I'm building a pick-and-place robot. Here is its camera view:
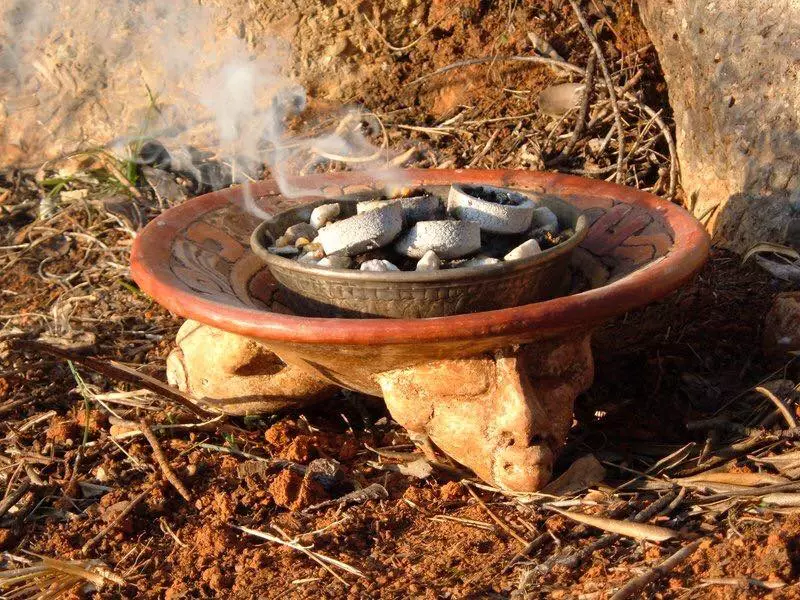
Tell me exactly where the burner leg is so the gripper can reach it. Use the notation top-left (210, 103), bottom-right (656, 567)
top-left (166, 320), bottom-right (339, 416)
top-left (376, 334), bottom-right (594, 492)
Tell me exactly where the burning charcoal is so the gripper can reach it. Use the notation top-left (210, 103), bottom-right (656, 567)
top-left (505, 239), bottom-right (542, 261)
top-left (268, 246), bottom-right (299, 257)
top-left (317, 256), bottom-right (352, 269)
top-left (400, 195), bottom-right (444, 223)
top-left (317, 203), bottom-right (403, 256)
top-left (447, 184), bottom-right (536, 234)
top-left (284, 222), bottom-right (318, 244)
top-left (360, 259), bottom-right (400, 272)
top-left (415, 250), bottom-right (441, 271)
top-left (460, 255), bottom-right (502, 268)
top-left (357, 195), bottom-right (443, 224)
top-left (310, 203), bottom-right (341, 229)
top-left (394, 220), bottom-right (481, 259)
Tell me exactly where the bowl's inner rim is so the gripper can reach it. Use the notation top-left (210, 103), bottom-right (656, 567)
top-left (251, 185), bottom-right (589, 281)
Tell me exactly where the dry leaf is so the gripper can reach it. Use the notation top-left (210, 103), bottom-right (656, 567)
top-left (397, 458), bottom-right (434, 479)
top-left (742, 242), bottom-right (800, 265)
top-left (761, 493), bottom-right (800, 507)
top-left (549, 506), bottom-right (677, 542)
top-left (679, 472), bottom-right (788, 487)
top-left (538, 83), bottom-right (584, 116)
top-left (541, 454), bottom-right (605, 496)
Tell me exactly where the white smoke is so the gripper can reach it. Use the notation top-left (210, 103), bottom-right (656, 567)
top-left (0, 0), bottom-right (406, 214)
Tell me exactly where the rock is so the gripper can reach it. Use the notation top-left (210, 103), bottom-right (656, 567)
top-left (317, 255), bottom-right (351, 269)
top-left (538, 83), bottom-right (584, 117)
top-left (764, 292), bottom-right (800, 359)
top-left (317, 203), bottom-right (403, 256)
top-left (505, 239), bottom-right (542, 261)
top-left (166, 320), bottom-right (337, 415)
top-left (304, 458), bottom-right (344, 490)
top-left (639, 0), bottom-right (800, 254)
top-left (447, 184), bottom-right (535, 234)
top-left (394, 220), bottom-right (481, 259)
top-left (310, 203), bottom-right (341, 229)
top-left (415, 250), bottom-right (440, 271)
top-left (283, 222), bottom-right (318, 244)
top-left (294, 237), bottom-right (311, 247)
top-left (267, 245), bottom-right (299, 257)
top-left (360, 259), bottom-right (400, 272)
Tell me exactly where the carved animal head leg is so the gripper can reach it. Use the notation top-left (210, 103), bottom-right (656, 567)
top-left (167, 320), bottom-right (338, 415)
top-left (377, 334), bottom-right (594, 492)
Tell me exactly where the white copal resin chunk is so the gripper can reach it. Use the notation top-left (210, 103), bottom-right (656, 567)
top-left (415, 250), bottom-right (441, 271)
top-left (360, 259), bottom-right (400, 272)
top-left (504, 239), bottom-right (542, 261)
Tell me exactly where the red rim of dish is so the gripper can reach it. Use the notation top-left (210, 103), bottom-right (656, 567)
top-left (130, 169), bottom-right (710, 346)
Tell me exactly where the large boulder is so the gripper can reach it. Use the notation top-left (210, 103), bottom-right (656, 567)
top-left (638, 0), bottom-right (800, 254)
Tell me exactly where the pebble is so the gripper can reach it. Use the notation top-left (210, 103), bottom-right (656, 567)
top-left (360, 259), bottom-right (400, 272)
top-left (317, 256), bottom-right (352, 269)
top-left (415, 250), bottom-right (441, 271)
top-left (294, 237), bottom-right (311, 247)
top-left (284, 222), bottom-right (318, 244)
top-left (268, 245), bottom-right (299, 257)
top-left (505, 239), bottom-right (542, 261)
top-left (310, 202), bottom-right (341, 229)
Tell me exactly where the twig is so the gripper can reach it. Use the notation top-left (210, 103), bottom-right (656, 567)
top-left (754, 386), bottom-right (798, 428)
top-left (609, 539), bottom-right (704, 600)
top-left (408, 55), bottom-right (582, 87)
top-left (0, 482), bottom-right (32, 520)
top-left (362, 13), bottom-right (445, 53)
top-left (82, 487), bottom-right (152, 555)
top-left (464, 484), bottom-right (529, 547)
top-left (138, 420), bottom-right (191, 502)
top-left (15, 339), bottom-right (218, 420)
top-left (558, 53), bottom-right (597, 160)
top-left (568, 0), bottom-right (625, 184)
top-left (233, 524), bottom-right (365, 583)
top-left (540, 490), bottom-right (680, 573)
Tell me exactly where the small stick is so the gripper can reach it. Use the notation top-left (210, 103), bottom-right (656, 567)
top-left (82, 487), bottom-right (151, 555)
top-left (0, 482), bottom-right (32, 520)
top-left (139, 420), bottom-right (191, 502)
top-left (407, 55), bottom-right (583, 87)
top-left (558, 53), bottom-right (597, 159)
top-left (754, 386), bottom-right (798, 428)
top-left (16, 340), bottom-right (217, 420)
top-left (539, 490), bottom-right (680, 573)
top-left (609, 539), bottom-right (704, 600)
top-left (464, 484), bottom-right (529, 547)
top-left (568, 0), bottom-right (625, 184)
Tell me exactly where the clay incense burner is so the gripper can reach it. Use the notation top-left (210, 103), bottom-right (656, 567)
top-left (250, 189), bottom-right (588, 318)
top-left (131, 169), bottom-right (710, 492)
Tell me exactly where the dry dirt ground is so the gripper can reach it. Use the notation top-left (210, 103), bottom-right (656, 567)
top-left (2, 1), bottom-right (800, 599)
